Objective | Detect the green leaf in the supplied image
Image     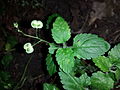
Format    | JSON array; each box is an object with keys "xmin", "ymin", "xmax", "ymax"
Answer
[
  {"xmin": 46, "ymin": 54, "xmax": 57, "ymax": 76},
  {"xmin": 73, "ymin": 33, "xmax": 110, "ymax": 59},
  {"xmin": 48, "ymin": 43, "xmax": 57, "ymax": 54},
  {"xmin": 79, "ymin": 73, "xmax": 91, "ymax": 87},
  {"xmin": 43, "ymin": 83, "xmax": 59, "ymax": 90},
  {"xmin": 108, "ymin": 72, "xmax": 116, "ymax": 81},
  {"xmin": 46, "ymin": 13, "xmax": 60, "ymax": 29},
  {"xmin": 56, "ymin": 48, "xmax": 74, "ymax": 73},
  {"xmin": 109, "ymin": 43, "xmax": 120, "ymax": 59},
  {"xmin": 91, "ymin": 71, "xmax": 114, "ymax": 90},
  {"xmin": 108, "ymin": 44, "xmax": 120, "ymax": 68},
  {"xmin": 115, "ymin": 69, "xmax": 120, "ymax": 80},
  {"xmin": 116, "ymin": 63, "xmax": 120, "ymax": 69},
  {"xmin": 109, "ymin": 57, "xmax": 120, "ymax": 69},
  {"xmin": 59, "ymin": 71, "xmax": 90, "ymax": 90},
  {"xmin": 92, "ymin": 56, "xmax": 112, "ymax": 72},
  {"xmin": 51, "ymin": 17, "xmax": 71, "ymax": 44},
  {"xmin": 1, "ymin": 54, "xmax": 13, "ymax": 67}
]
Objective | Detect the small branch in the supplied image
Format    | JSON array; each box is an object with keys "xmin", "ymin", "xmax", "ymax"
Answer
[
  {"xmin": 32, "ymin": 40, "xmax": 42, "ymax": 46},
  {"xmin": 18, "ymin": 29, "xmax": 50, "ymax": 45}
]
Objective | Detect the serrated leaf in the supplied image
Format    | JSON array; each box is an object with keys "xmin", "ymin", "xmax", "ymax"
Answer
[
  {"xmin": 56, "ymin": 48, "xmax": 74, "ymax": 73},
  {"xmin": 46, "ymin": 13, "xmax": 60, "ymax": 29},
  {"xmin": 108, "ymin": 72, "xmax": 116, "ymax": 81},
  {"xmin": 48, "ymin": 43, "xmax": 57, "ymax": 54},
  {"xmin": 109, "ymin": 43, "xmax": 120, "ymax": 59},
  {"xmin": 51, "ymin": 17, "xmax": 71, "ymax": 44},
  {"xmin": 108, "ymin": 44, "xmax": 120, "ymax": 69},
  {"xmin": 92, "ymin": 56, "xmax": 112, "ymax": 72},
  {"xmin": 73, "ymin": 33, "xmax": 110, "ymax": 59},
  {"xmin": 109, "ymin": 57, "xmax": 120, "ymax": 69},
  {"xmin": 43, "ymin": 83, "xmax": 59, "ymax": 90},
  {"xmin": 115, "ymin": 69, "xmax": 120, "ymax": 80},
  {"xmin": 79, "ymin": 73, "xmax": 91, "ymax": 87},
  {"xmin": 59, "ymin": 71, "xmax": 90, "ymax": 90},
  {"xmin": 91, "ymin": 71, "xmax": 114, "ymax": 90},
  {"xmin": 46, "ymin": 54, "xmax": 57, "ymax": 76}
]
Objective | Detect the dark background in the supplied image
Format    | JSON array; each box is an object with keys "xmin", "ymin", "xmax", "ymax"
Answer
[{"xmin": 0, "ymin": 0, "xmax": 120, "ymax": 90}]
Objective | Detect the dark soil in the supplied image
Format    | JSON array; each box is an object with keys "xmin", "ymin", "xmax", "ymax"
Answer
[{"xmin": 0, "ymin": 0, "xmax": 120, "ymax": 90}]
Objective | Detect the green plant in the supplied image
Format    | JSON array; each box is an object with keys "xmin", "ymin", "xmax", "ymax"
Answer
[
  {"xmin": 0, "ymin": 33, "xmax": 17, "ymax": 90},
  {"xmin": 13, "ymin": 15, "xmax": 120, "ymax": 90}
]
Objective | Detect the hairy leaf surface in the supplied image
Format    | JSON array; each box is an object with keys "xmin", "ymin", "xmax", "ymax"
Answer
[
  {"xmin": 52, "ymin": 17, "xmax": 71, "ymax": 43},
  {"xmin": 59, "ymin": 71, "xmax": 90, "ymax": 90},
  {"xmin": 109, "ymin": 43, "xmax": 120, "ymax": 59},
  {"xmin": 73, "ymin": 34, "xmax": 110, "ymax": 59},
  {"xmin": 91, "ymin": 71, "xmax": 114, "ymax": 90},
  {"xmin": 56, "ymin": 48, "xmax": 74, "ymax": 73},
  {"xmin": 79, "ymin": 73, "xmax": 91, "ymax": 87},
  {"xmin": 92, "ymin": 56, "xmax": 112, "ymax": 72},
  {"xmin": 115, "ymin": 69, "xmax": 120, "ymax": 80},
  {"xmin": 108, "ymin": 44, "xmax": 120, "ymax": 68}
]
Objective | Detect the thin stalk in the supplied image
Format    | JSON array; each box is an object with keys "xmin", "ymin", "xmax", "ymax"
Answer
[
  {"xmin": 32, "ymin": 40, "xmax": 42, "ymax": 46},
  {"xmin": 19, "ymin": 30, "xmax": 40, "ymax": 40},
  {"xmin": 63, "ymin": 43, "xmax": 67, "ymax": 48},
  {"xmin": 17, "ymin": 77, "xmax": 27, "ymax": 89},
  {"xmin": 18, "ymin": 29, "xmax": 50, "ymax": 44},
  {"xmin": 13, "ymin": 55, "xmax": 33, "ymax": 90},
  {"xmin": 35, "ymin": 29, "xmax": 38, "ymax": 37}
]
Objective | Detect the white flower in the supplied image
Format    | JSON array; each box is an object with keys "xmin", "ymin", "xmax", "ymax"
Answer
[
  {"xmin": 13, "ymin": 22, "xmax": 18, "ymax": 28},
  {"xmin": 31, "ymin": 20, "xmax": 43, "ymax": 29},
  {"xmin": 23, "ymin": 43, "xmax": 34, "ymax": 54},
  {"xmin": 26, "ymin": 46, "xmax": 34, "ymax": 54},
  {"xmin": 23, "ymin": 43, "xmax": 31, "ymax": 49}
]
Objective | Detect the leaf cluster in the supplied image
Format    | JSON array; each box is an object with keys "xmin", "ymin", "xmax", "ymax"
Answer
[{"xmin": 43, "ymin": 15, "xmax": 120, "ymax": 90}]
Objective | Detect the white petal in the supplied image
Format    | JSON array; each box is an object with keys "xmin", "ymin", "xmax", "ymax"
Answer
[
  {"xmin": 26, "ymin": 46, "xmax": 34, "ymax": 54},
  {"xmin": 23, "ymin": 43, "xmax": 32, "ymax": 49}
]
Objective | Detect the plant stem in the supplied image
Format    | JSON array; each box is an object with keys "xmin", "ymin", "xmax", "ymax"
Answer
[
  {"xmin": 63, "ymin": 43, "xmax": 67, "ymax": 48},
  {"xmin": 18, "ymin": 77, "xmax": 27, "ymax": 89},
  {"xmin": 32, "ymin": 40, "xmax": 42, "ymax": 46},
  {"xmin": 19, "ymin": 30, "xmax": 40, "ymax": 40},
  {"xmin": 35, "ymin": 29, "xmax": 38, "ymax": 37},
  {"xmin": 18, "ymin": 29, "xmax": 50, "ymax": 44},
  {"xmin": 13, "ymin": 55, "xmax": 33, "ymax": 90}
]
